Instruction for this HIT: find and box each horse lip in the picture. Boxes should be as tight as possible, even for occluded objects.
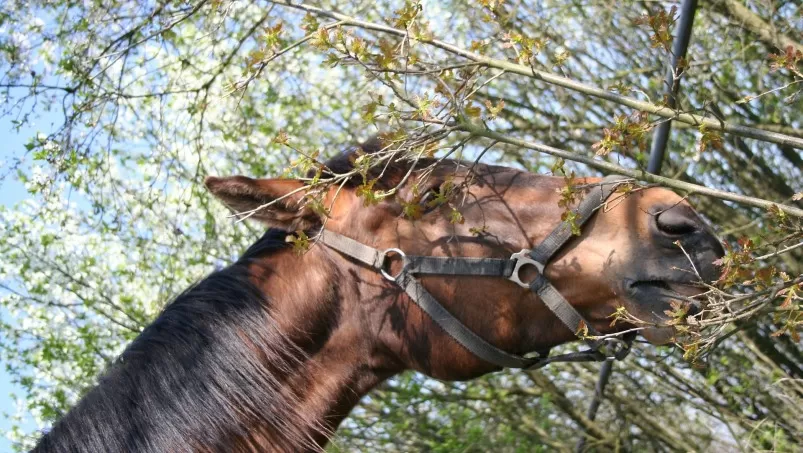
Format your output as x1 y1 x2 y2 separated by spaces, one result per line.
626 278 704 293
625 278 705 315
664 281 706 297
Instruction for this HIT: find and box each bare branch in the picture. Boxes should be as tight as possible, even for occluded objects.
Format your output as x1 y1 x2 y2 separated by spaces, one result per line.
459 122 803 218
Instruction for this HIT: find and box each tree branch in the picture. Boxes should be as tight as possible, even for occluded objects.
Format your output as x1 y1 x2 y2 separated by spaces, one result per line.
459 121 803 218
268 0 803 150
710 0 803 54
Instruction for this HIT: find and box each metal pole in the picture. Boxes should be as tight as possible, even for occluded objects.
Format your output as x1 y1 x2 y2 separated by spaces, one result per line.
647 0 699 175
576 4 699 452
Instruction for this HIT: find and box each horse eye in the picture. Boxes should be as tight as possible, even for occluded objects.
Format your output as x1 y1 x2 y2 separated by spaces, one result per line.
419 184 450 213
419 186 439 205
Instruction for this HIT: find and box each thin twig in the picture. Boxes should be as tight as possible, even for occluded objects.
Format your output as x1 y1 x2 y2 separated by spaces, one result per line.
754 241 803 261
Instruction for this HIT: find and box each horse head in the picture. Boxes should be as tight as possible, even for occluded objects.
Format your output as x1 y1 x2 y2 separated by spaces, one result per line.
206 140 724 380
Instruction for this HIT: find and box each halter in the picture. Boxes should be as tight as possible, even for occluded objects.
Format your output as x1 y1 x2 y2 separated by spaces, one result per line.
317 175 634 370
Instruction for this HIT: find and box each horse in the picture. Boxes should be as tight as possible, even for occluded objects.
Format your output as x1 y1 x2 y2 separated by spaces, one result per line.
33 139 724 452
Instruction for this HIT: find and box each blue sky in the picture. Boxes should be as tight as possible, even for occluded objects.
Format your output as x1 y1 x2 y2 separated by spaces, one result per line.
0 106 62 448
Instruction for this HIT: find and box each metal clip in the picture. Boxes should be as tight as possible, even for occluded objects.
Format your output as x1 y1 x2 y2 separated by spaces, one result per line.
508 249 545 289
596 337 631 361
378 248 406 282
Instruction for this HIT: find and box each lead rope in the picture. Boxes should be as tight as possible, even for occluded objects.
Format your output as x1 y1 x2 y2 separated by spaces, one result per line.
539 175 625 450
574 358 614 452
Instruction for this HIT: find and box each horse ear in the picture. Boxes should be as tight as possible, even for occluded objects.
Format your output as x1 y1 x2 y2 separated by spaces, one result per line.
204 176 318 230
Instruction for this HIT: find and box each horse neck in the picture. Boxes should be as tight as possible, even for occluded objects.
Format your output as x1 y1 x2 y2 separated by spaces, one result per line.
235 244 398 450
36 239 396 453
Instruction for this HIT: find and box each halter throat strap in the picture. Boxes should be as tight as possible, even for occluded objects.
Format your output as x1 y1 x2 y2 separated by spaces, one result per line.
316 175 632 369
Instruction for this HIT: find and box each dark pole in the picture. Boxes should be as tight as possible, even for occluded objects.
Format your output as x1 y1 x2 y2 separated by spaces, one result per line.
647 0 698 174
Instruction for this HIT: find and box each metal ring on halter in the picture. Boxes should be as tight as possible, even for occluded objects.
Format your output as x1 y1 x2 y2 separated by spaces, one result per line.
508 249 546 289
379 248 406 282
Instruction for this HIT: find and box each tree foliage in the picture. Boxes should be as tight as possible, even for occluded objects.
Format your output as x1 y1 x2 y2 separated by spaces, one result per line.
1 0 801 451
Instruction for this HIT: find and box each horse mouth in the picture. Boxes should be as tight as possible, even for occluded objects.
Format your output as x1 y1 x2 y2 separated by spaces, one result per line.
625 279 705 316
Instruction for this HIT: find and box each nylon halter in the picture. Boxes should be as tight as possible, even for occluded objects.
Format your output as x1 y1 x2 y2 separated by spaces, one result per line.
318 175 634 370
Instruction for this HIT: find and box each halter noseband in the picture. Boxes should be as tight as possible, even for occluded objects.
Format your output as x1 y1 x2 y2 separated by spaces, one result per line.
317 175 634 370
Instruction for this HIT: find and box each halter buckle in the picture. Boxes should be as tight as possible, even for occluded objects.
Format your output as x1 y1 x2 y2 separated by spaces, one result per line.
596 337 632 361
508 249 545 289
378 248 406 282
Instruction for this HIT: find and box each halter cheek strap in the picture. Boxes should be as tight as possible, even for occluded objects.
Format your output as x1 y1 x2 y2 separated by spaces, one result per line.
317 175 634 370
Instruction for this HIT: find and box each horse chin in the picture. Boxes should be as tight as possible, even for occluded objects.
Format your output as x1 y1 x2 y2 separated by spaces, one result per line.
641 326 678 345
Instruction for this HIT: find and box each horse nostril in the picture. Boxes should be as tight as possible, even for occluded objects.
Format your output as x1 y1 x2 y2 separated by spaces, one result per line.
655 209 699 236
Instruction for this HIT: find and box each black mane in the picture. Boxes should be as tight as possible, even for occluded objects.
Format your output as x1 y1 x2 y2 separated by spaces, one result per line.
34 229 314 452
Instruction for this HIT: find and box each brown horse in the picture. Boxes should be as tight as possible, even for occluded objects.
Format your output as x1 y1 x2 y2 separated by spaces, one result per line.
34 141 723 452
